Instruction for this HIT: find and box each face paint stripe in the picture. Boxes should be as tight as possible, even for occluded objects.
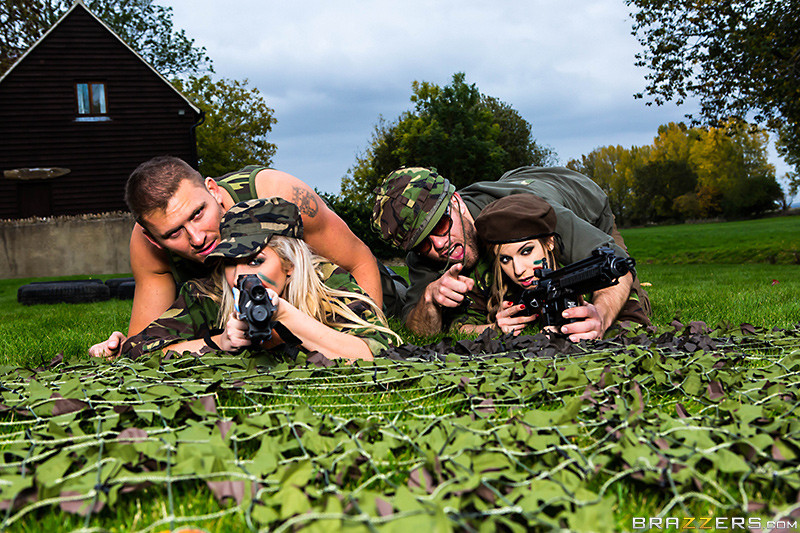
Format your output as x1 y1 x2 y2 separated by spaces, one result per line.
257 273 278 287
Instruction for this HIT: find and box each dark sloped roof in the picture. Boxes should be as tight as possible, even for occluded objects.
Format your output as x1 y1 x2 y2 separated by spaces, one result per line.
0 0 200 115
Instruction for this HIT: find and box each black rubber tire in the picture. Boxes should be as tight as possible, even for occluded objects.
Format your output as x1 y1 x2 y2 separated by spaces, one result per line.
28 278 104 285
116 280 136 300
105 277 135 298
17 280 111 305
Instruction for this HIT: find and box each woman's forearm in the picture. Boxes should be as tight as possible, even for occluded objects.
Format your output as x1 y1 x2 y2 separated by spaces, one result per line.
278 304 374 361
162 335 223 356
458 323 494 335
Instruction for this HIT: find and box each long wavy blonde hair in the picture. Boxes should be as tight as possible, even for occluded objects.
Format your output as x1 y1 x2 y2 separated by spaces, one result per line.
198 236 401 345
486 236 559 322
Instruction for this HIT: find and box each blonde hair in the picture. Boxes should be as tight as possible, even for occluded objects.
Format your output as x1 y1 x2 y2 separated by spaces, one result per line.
210 236 401 345
486 237 558 321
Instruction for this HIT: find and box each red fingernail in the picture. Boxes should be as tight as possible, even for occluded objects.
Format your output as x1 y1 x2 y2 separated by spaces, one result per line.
520 304 525 309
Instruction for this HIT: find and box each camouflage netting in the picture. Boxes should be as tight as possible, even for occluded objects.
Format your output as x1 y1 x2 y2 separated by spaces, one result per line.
1 321 799 531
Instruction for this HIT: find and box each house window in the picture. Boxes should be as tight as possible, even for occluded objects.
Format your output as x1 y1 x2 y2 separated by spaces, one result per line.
76 82 107 115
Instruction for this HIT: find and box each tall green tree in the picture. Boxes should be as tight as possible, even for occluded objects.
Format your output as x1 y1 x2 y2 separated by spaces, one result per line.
1 0 212 76
689 121 780 218
631 159 698 224
649 122 700 165
567 145 649 226
570 121 780 224
173 75 277 178
627 0 800 173
340 72 555 205
777 126 800 206
779 171 799 210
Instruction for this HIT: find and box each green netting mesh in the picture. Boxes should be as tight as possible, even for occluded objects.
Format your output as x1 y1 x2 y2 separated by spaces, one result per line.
0 321 799 532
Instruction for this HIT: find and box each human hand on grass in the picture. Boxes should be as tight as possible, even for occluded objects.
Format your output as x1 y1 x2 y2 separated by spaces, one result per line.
495 301 537 336
560 303 603 342
88 331 126 359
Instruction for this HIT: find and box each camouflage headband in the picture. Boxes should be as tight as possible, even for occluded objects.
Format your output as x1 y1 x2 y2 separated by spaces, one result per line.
371 167 456 251
205 198 303 261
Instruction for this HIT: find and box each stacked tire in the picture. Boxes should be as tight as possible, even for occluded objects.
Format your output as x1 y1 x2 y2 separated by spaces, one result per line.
17 277 135 305
104 277 135 299
17 279 110 305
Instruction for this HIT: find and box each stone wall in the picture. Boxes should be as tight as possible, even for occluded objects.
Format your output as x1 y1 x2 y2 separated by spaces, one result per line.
0 213 134 279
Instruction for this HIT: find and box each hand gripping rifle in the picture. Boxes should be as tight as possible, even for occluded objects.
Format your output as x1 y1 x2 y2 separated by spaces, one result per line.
518 247 636 330
236 274 277 343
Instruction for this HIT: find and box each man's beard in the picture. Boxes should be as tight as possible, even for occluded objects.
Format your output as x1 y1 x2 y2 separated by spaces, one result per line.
439 218 479 271
460 220 479 270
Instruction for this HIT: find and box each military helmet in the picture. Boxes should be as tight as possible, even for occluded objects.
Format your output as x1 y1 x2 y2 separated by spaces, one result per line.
205 198 303 261
371 167 455 251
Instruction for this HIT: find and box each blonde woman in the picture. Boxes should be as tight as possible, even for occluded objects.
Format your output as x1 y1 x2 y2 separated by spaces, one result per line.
121 198 401 362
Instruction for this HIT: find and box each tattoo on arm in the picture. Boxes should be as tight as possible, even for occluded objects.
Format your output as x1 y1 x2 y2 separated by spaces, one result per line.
291 187 319 217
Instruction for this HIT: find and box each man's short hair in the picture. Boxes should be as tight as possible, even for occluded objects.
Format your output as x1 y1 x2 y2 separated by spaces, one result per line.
125 156 205 225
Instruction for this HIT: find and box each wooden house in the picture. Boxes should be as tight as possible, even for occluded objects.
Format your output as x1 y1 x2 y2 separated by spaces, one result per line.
0 0 202 219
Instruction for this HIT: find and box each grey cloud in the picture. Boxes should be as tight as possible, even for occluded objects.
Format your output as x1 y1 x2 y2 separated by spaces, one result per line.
166 0 788 193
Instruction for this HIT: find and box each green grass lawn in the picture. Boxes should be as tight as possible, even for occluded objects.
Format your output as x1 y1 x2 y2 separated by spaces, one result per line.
0 274 133 367
0 215 798 532
2 263 797 369
621 214 800 264
623 215 800 328
635 263 799 327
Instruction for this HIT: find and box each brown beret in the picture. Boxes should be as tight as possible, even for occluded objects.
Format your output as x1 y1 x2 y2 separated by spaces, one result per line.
474 194 557 244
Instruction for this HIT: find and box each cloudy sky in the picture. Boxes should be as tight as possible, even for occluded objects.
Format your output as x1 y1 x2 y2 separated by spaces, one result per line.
166 0 790 194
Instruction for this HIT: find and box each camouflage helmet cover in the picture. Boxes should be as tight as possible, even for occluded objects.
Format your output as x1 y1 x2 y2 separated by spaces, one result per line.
205 197 303 261
371 167 456 251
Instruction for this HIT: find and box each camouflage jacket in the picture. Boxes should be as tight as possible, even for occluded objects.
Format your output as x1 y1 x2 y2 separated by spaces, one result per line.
403 166 626 320
121 261 397 360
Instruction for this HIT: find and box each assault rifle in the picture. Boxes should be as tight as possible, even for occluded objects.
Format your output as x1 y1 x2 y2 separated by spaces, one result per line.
518 247 636 330
236 274 277 343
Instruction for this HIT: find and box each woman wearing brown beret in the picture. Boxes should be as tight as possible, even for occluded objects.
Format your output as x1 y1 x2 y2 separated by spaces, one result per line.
472 194 640 338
